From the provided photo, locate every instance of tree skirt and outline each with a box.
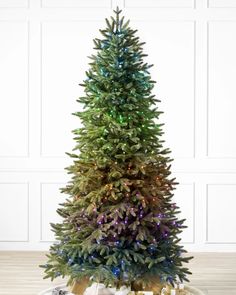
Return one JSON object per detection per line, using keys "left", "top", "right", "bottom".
{"left": 38, "top": 284, "right": 206, "bottom": 295}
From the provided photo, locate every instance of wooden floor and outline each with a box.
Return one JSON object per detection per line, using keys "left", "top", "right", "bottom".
{"left": 0, "top": 252, "right": 235, "bottom": 295}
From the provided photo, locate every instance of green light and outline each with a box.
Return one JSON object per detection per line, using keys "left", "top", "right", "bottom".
{"left": 119, "top": 115, "right": 123, "bottom": 123}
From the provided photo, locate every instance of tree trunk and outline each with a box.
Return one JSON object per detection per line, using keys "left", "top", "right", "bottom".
{"left": 70, "top": 277, "right": 90, "bottom": 295}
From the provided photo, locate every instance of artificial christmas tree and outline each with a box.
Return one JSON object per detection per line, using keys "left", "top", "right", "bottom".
{"left": 40, "top": 7, "right": 194, "bottom": 295}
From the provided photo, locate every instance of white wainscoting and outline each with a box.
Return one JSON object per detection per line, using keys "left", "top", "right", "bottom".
{"left": 0, "top": 21, "right": 29, "bottom": 157}
{"left": 0, "top": 0, "right": 236, "bottom": 251}
{"left": 0, "top": 0, "right": 29, "bottom": 7}
{"left": 208, "top": 0, "right": 236, "bottom": 8}
{"left": 0, "top": 183, "right": 29, "bottom": 242}
{"left": 40, "top": 183, "right": 65, "bottom": 242}
{"left": 41, "top": 0, "right": 112, "bottom": 8}
{"left": 125, "top": 0, "right": 195, "bottom": 8}
{"left": 173, "top": 184, "right": 195, "bottom": 244}
{"left": 207, "top": 21, "right": 236, "bottom": 158}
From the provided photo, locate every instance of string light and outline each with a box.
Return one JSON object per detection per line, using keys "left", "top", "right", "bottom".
{"left": 111, "top": 266, "right": 121, "bottom": 277}
{"left": 68, "top": 258, "right": 73, "bottom": 265}
{"left": 43, "top": 8, "right": 193, "bottom": 285}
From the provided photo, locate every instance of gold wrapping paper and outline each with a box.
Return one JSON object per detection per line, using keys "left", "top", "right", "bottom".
{"left": 129, "top": 283, "right": 190, "bottom": 295}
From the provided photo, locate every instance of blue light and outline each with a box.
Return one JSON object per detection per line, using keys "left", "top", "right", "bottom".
{"left": 68, "top": 258, "right": 73, "bottom": 265}
{"left": 55, "top": 271, "right": 61, "bottom": 277}
{"left": 101, "top": 41, "right": 109, "bottom": 49}
{"left": 57, "top": 249, "right": 64, "bottom": 256}
{"left": 111, "top": 266, "right": 121, "bottom": 277}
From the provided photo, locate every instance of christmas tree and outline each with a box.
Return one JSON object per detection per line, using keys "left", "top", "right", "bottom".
{"left": 40, "top": 7, "right": 193, "bottom": 292}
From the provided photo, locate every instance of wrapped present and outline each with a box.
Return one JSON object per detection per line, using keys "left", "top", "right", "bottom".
{"left": 115, "top": 286, "right": 131, "bottom": 295}
{"left": 137, "top": 292, "right": 153, "bottom": 295}
{"left": 70, "top": 278, "right": 189, "bottom": 295}
{"left": 52, "top": 287, "right": 69, "bottom": 295}
{"left": 84, "top": 283, "right": 115, "bottom": 295}
{"left": 160, "top": 283, "right": 192, "bottom": 295}
{"left": 71, "top": 280, "right": 130, "bottom": 295}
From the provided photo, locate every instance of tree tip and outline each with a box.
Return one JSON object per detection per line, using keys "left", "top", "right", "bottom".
{"left": 113, "top": 6, "right": 122, "bottom": 14}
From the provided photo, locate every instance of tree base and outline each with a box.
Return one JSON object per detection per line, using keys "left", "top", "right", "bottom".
{"left": 38, "top": 284, "right": 206, "bottom": 295}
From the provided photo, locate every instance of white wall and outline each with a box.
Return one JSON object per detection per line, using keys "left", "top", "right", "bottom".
{"left": 0, "top": 0, "right": 236, "bottom": 251}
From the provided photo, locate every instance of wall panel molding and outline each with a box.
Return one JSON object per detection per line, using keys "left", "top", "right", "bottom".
{"left": 0, "top": 21, "right": 29, "bottom": 158}
{"left": 40, "top": 182, "right": 65, "bottom": 242}
{"left": 0, "top": 0, "right": 236, "bottom": 251}
{"left": 132, "top": 20, "right": 196, "bottom": 159}
{"left": 174, "top": 183, "right": 196, "bottom": 244}
{"left": 206, "top": 184, "right": 236, "bottom": 244}
{"left": 125, "top": 0, "right": 195, "bottom": 8}
{"left": 41, "top": 0, "right": 112, "bottom": 8}
{"left": 0, "top": 0, "right": 29, "bottom": 8}
{"left": 208, "top": 0, "right": 236, "bottom": 8}
{"left": 0, "top": 182, "right": 29, "bottom": 242}
{"left": 206, "top": 21, "right": 236, "bottom": 159}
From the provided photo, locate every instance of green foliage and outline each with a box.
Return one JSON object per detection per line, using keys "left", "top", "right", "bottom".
{"left": 40, "top": 6, "right": 193, "bottom": 289}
